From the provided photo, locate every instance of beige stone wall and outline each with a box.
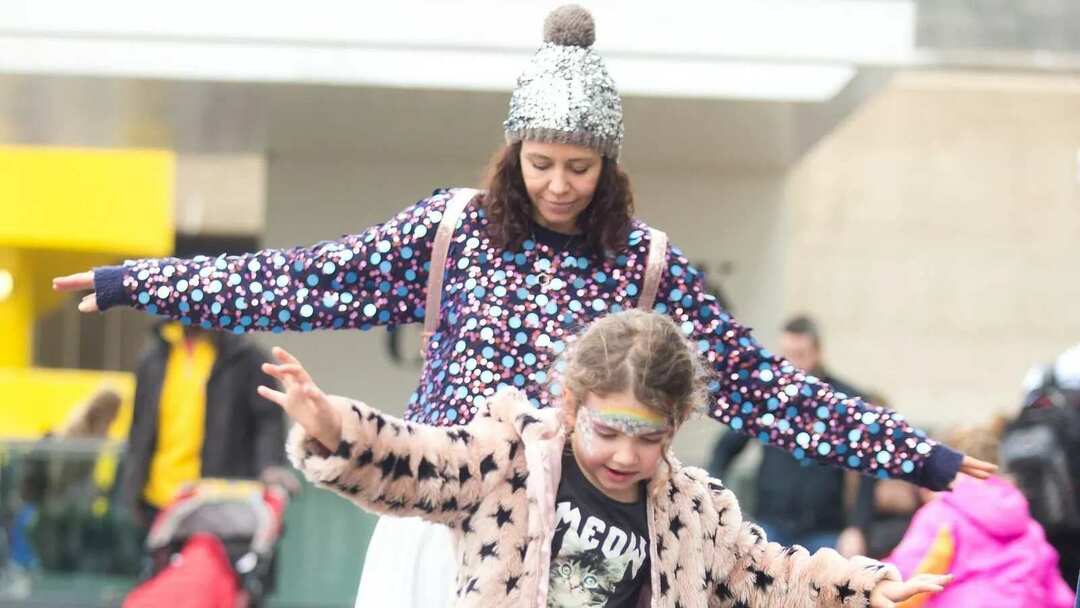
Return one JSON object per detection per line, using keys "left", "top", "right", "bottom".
{"left": 784, "top": 70, "right": 1080, "bottom": 430}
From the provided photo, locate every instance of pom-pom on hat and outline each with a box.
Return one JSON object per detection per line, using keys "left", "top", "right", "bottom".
{"left": 503, "top": 4, "right": 624, "bottom": 159}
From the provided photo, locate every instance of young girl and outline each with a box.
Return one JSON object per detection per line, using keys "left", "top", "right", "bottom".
{"left": 262, "top": 310, "right": 949, "bottom": 607}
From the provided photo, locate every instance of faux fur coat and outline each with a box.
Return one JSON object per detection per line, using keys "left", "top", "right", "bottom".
{"left": 287, "top": 389, "right": 900, "bottom": 607}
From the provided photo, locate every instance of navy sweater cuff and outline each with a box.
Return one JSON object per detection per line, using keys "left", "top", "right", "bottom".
{"left": 919, "top": 443, "right": 964, "bottom": 491}
{"left": 93, "top": 266, "right": 129, "bottom": 311}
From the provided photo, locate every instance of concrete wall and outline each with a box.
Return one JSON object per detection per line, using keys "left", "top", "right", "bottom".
{"left": 784, "top": 70, "right": 1080, "bottom": 430}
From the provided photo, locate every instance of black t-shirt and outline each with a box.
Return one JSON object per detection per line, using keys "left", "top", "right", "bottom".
{"left": 548, "top": 449, "right": 650, "bottom": 608}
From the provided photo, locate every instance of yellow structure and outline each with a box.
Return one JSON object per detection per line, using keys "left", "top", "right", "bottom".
{"left": 0, "top": 145, "right": 174, "bottom": 439}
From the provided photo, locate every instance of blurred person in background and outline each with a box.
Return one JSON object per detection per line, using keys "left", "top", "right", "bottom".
{"left": 1000, "top": 341, "right": 1080, "bottom": 586}
{"left": 887, "top": 420, "right": 1075, "bottom": 608}
{"left": 862, "top": 477, "right": 923, "bottom": 560}
{"left": 115, "top": 320, "right": 287, "bottom": 532}
{"left": 709, "top": 314, "right": 876, "bottom": 555}
{"left": 53, "top": 5, "right": 995, "bottom": 606}
{"left": 2, "top": 387, "right": 122, "bottom": 582}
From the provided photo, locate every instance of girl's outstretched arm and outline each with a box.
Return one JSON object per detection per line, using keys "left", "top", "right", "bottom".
{"left": 702, "top": 475, "right": 948, "bottom": 607}
{"left": 260, "top": 346, "right": 520, "bottom": 525}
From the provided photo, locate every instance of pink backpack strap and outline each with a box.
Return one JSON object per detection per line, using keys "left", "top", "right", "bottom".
{"left": 422, "top": 188, "right": 479, "bottom": 357}
{"left": 638, "top": 227, "right": 668, "bottom": 311}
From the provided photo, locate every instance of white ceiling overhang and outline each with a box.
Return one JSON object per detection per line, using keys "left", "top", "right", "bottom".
{"left": 0, "top": 0, "right": 915, "bottom": 102}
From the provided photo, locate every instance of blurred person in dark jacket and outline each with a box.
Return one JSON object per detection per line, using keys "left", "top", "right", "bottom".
{"left": 116, "top": 321, "right": 286, "bottom": 527}
{"left": 709, "top": 315, "right": 875, "bottom": 555}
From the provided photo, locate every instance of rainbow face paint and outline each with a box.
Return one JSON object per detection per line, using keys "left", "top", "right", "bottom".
{"left": 576, "top": 402, "right": 670, "bottom": 440}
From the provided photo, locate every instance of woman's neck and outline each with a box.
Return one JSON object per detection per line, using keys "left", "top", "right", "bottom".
{"left": 530, "top": 209, "right": 580, "bottom": 235}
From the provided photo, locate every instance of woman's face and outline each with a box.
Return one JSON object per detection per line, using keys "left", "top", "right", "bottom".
{"left": 519, "top": 140, "right": 603, "bottom": 234}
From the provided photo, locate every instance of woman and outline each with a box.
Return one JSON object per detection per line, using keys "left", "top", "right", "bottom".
{"left": 54, "top": 5, "right": 993, "bottom": 606}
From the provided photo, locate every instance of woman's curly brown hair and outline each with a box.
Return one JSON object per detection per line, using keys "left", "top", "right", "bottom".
{"left": 480, "top": 142, "right": 634, "bottom": 253}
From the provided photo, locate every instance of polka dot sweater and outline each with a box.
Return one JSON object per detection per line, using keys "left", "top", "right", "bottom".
{"left": 94, "top": 188, "right": 962, "bottom": 489}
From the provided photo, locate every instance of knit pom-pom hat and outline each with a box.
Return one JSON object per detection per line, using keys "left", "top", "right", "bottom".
{"left": 503, "top": 4, "right": 624, "bottom": 159}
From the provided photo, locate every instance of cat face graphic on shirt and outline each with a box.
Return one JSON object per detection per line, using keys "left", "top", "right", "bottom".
{"left": 548, "top": 525, "right": 634, "bottom": 607}
{"left": 548, "top": 501, "right": 649, "bottom": 607}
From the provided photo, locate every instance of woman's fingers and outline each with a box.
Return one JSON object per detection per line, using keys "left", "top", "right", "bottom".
{"left": 951, "top": 456, "right": 999, "bottom": 488}
{"left": 52, "top": 271, "right": 94, "bottom": 292}
{"left": 52, "top": 272, "right": 100, "bottom": 313}
{"left": 51, "top": 270, "right": 100, "bottom": 313}
{"left": 959, "top": 455, "right": 998, "bottom": 479}
{"left": 78, "top": 294, "right": 99, "bottom": 313}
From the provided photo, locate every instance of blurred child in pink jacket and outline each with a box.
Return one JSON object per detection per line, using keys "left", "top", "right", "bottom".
{"left": 887, "top": 421, "right": 1075, "bottom": 608}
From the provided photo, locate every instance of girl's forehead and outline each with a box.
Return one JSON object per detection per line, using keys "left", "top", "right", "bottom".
{"left": 579, "top": 399, "right": 669, "bottom": 434}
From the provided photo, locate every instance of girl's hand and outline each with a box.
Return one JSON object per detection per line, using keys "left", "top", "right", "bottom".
{"left": 52, "top": 271, "right": 99, "bottom": 313}
{"left": 953, "top": 455, "right": 997, "bottom": 487}
{"left": 258, "top": 347, "right": 342, "bottom": 452}
{"left": 869, "top": 573, "right": 951, "bottom": 608}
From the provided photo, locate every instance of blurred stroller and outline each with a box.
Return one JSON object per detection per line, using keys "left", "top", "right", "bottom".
{"left": 123, "top": 478, "right": 292, "bottom": 608}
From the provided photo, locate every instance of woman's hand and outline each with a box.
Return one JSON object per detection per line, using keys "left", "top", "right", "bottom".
{"left": 869, "top": 573, "right": 951, "bottom": 608}
{"left": 52, "top": 271, "right": 99, "bottom": 313}
{"left": 953, "top": 455, "right": 997, "bottom": 487}
{"left": 258, "top": 347, "right": 342, "bottom": 452}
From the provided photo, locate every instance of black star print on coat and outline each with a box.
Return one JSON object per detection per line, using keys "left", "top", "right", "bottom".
{"left": 493, "top": 505, "right": 514, "bottom": 528}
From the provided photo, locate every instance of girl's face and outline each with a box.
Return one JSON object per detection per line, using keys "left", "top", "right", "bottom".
{"left": 519, "top": 140, "right": 602, "bottom": 234}
{"left": 563, "top": 389, "right": 673, "bottom": 503}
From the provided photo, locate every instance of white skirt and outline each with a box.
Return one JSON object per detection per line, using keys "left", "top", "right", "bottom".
{"left": 354, "top": 516, "right": 457, "bottom": 608}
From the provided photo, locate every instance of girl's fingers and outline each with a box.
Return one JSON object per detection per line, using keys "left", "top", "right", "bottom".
{"left": 261, "top": 362, "right": 286, "bottom": 379}
{"left": 892, "top": 575, "right": 949, "bottom": 600}
{"left": 266, "top": 354, "right": 311, "bottom": 381}
{"left": 52, "top": 271, "right": 95, "bottom": 292}
{"left": 272, "top": 346, "right": 302, "bottom": 366}
{"left": 913, "top": 573, "right": 951, "bottom": 588}
{"left": 908, "top": 582, "right": 944, "bottom": 595}
{"left": 262, "top": 362, "right": 307, "bottom": 380}
{"left": 305, "top": 384, "right": 331, "bottom": 407}
{"left": 257, "top": 385, "right": 288, "bottom": 407}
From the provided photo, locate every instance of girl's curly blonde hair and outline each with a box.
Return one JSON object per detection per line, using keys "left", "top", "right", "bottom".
{"left": 559, "top": 310, "right": 710, "bottom": 428}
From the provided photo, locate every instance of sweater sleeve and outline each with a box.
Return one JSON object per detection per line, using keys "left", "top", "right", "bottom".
{"left": 92, "top": 190, "right": 455, "bottom": 334}
{"left": 706, "top": 479, "right": 900, "bottom": 608}
{"left": 657, "top": 241, "right": 962, "bottom": 490}
{"left": 285, "top": 395, "right": 519, "bottom": 526}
